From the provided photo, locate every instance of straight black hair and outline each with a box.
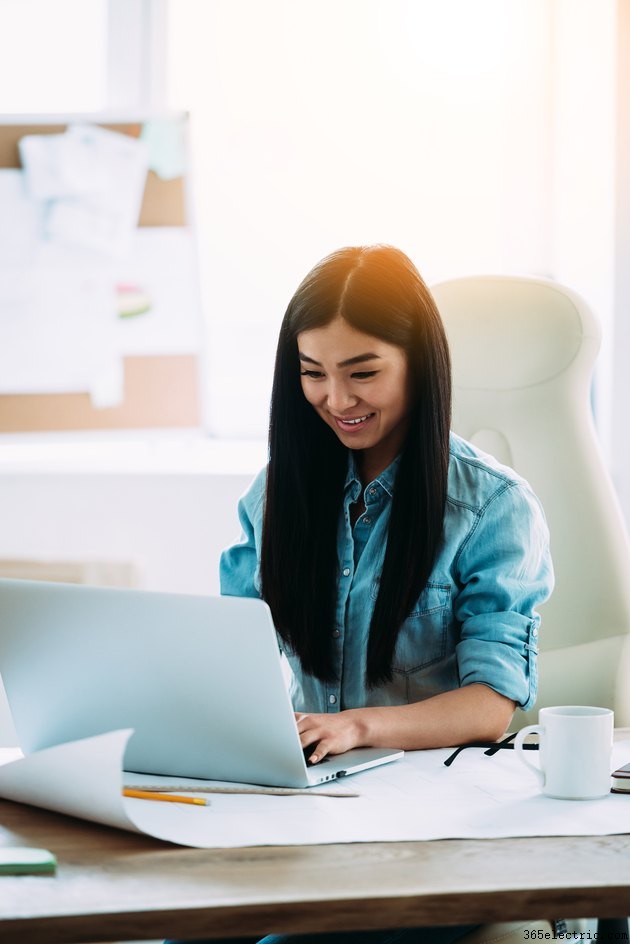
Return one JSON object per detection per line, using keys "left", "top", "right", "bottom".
{"left": 261, "top": 245, "right": 451, "bottom": 688}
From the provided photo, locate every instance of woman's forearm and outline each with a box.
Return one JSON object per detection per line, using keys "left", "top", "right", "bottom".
{"left": 296, "top": 684, "right": 516, "bottom": 761}
{"left": 351, "top": 684, "right": 516, "bottom": 750}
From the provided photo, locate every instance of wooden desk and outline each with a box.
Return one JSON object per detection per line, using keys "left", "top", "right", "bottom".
{"left": 2, "top": 795, "right": 630, "bottom": 944}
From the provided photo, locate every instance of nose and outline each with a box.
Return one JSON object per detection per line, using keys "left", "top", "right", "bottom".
{"left": 326, "top": 378, "right": 358, "bottom": 413}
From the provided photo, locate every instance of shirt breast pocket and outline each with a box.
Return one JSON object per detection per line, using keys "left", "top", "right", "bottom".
{"left": 371, "top": 581, "right": 451, "bottom": 675}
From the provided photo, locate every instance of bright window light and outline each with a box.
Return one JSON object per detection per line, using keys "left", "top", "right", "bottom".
{"left": 0, "top": 0, "right": 108, "bottom": 113}
{"left": 166, "top": 0, "right": 552, "bottom": 438}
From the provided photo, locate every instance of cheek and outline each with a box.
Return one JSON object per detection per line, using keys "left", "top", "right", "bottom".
{"left": 300, "top": 381, "right": 320, "bottom": 408}
{"left": 380, "top": 380, "right": 411, "bottom": 419}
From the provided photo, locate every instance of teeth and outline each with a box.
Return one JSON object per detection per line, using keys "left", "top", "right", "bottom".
{"left": 343, "top": 414, "right": 370, "bottom": 425}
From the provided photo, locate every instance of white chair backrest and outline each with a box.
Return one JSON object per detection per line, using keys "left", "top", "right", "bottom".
{"left": 431, "top": 275, "right": 630, "bottom": 726}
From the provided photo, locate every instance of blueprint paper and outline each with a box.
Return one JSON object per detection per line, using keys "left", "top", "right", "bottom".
{"left": 0, "top": 730, "right": 138, "bottom": 832}
{"left": 1, "top": 730, "right": 630, "bottom": 849}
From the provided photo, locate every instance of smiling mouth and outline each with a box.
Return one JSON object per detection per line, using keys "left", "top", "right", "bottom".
{"left": 333, "top": 413, "right": 375, "bottom": 431}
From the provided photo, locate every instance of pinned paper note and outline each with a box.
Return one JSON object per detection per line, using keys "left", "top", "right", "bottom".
{"left": 141, "top": 117, "right": 187, "bottom": 180}
{"left": 18, "top": 131, "right": 103, "bottom": 201}
{"left": 0, "top": 170, "right": 45, "bottom": 265}
{"left": 116, "top": 283, "right": 152, "bottom": 318}
{"left": 19, "top": 124, "right": 149, "bottom": 257}
{"left": 0, "top": 252, "right": 120, "bottom": 402}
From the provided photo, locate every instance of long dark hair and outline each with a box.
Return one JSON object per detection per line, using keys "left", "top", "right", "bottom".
{"left": 261, "top": 245, "right": 451, "bottom": 688}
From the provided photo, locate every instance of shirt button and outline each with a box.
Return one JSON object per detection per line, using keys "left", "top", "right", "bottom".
{"left": 342, "top": 567, "right": 350, "bottom": 577}
{"left": 363, "top": 516, "right": 371, "bottom": 524}
{"left": 369, "top": 488, "right": 377, "bottom": 496}
{"left": 332, "top": 630, "right": 340, "bottom": 638}
{"left": 328, "top": 694, "right": 337, "bottom": 705}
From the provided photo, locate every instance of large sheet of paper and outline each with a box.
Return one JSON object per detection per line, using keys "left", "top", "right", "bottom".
{"left": 1, "top": 729, "right": 630, "bottom": 849}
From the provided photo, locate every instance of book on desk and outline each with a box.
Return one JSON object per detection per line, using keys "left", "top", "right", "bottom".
{"left": 611, "top": 761, "right": 630, "bottom": 793}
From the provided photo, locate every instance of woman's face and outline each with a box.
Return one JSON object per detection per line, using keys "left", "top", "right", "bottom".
{"left": 297, "top": 317, "right": 412, "bottom": 479}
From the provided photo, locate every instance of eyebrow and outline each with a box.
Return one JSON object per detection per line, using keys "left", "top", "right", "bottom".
{"left": 298, "top": 352, "right": 382, "bottom": 369}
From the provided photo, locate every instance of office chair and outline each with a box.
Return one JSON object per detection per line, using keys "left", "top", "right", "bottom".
{"left": 430, "top": 273, "right": 630, "bottom": 727}
{"left": 430, "top": 274, "right": 630, "bottom": 944}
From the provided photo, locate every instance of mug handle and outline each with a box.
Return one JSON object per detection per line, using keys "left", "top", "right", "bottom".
{"left": 514, "top": 724, "right": 544, "bottom": 786}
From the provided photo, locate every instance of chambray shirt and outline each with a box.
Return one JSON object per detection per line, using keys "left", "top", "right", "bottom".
{"left": 219, "top": 433, "right": 553, "bottom": 714}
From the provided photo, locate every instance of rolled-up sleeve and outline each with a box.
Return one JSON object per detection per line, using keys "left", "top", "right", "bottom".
{"left": 454, "top": 481, "right": 554, "bottom": 711}
{"left": 219, "top": 469, "right": 266, "bottom": 599}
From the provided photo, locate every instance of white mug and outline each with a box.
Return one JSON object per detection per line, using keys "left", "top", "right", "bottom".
{"left": 514, "top": 705, "right": 613, "bottom": 800}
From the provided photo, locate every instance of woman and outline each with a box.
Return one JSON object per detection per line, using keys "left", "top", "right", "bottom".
{"left": 168, "top": 245, "right": 553, "bottom": 944}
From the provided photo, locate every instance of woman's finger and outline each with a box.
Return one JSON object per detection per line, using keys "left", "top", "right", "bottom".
{"left": 308, "top": 740, "right": 330, "bottom": 764}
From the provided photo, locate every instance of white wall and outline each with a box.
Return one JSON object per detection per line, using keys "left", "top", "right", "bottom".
{"left": 0, "top": 471, "right": 253, "bottom": 596}
{"left": 550, "top": 0, "right": 617, "bottom": 457}
{"left": 0, "top": 459, "right": 259, "bottom": 745}
{"left": 612, "top": 0, "right": 630, "bottom": 522}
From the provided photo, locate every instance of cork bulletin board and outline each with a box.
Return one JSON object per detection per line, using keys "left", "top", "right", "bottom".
{"left": 0, "top": 117, "right": 202, "bottom": 432}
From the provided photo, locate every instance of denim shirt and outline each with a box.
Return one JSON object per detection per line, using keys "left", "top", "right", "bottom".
{"left": 219, "top": 433, "right": 554, "bottom": 714}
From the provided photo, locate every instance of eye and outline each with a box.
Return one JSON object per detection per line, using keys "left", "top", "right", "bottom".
{"left": 351, "top": 371, "right": 378, "bottom": 380}
{"left": 300, "top": 369, "right": 324, "bottom": 379}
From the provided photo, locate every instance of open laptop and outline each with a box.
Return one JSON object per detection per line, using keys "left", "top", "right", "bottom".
{"left": 0, "top": 578, "right": 402, "bottom": 788}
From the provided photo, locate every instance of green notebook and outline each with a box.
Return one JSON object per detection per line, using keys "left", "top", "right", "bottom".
{"left": 0, "top": 847, "right": 57, "bottom": 876}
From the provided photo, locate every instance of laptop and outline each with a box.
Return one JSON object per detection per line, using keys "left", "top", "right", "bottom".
{"left": 0, "top": 578, "right": 402, "bottom": 788}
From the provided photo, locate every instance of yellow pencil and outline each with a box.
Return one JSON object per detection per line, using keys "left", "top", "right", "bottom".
{"left": 122, "top": 788, "right": 208, "bottom": 806}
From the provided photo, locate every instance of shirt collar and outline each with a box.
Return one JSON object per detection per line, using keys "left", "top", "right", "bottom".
{"left": 344, "top": 452, "right": 401, "bottom": 498}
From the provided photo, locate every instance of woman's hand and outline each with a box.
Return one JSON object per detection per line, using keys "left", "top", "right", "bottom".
{"left": 294, "top": 686, "right": 516, "bottom": 761}
{"left": 295, "top": 710, "right": 365, "bottom": 764}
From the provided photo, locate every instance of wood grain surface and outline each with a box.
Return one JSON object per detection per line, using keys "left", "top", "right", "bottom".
{"left": 1, "top": 795, "right": 630, "bottom": 944}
